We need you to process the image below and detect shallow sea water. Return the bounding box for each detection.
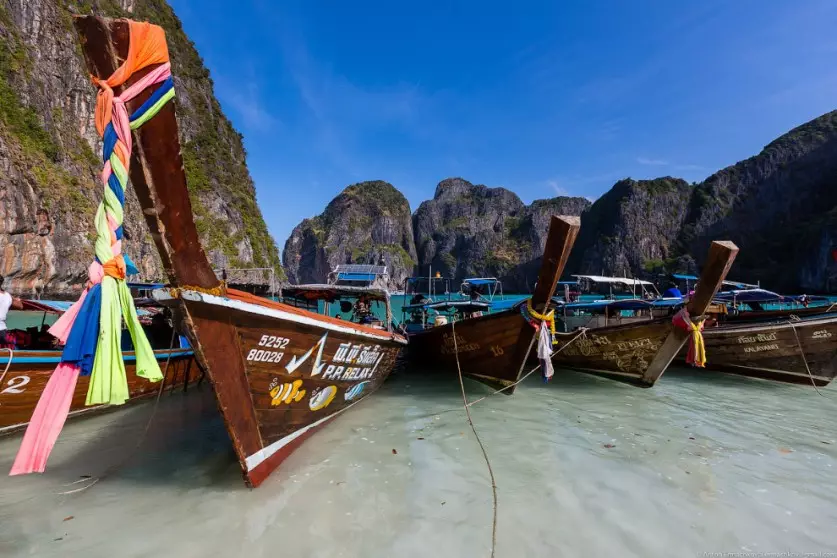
[1,364,836,558]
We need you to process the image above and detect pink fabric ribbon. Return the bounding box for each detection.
[48,288,89,344]
[10,363,81,475]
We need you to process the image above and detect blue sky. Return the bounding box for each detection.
[168,0,837,251]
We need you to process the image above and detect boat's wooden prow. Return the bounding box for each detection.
[73,15,406,489]
[73,16,220,292]
[405,215,580,393]
[506,215,580,392]
[640,240,739,385]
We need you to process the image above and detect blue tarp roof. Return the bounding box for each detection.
[337,272,376,282]
[462,278,500,286]
[21,299,153,317]
[127,282,166,289]
[714,289,783,303]
[672,274,698,280]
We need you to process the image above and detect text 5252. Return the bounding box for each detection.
[258,335,290,349]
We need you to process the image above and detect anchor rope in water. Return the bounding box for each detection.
[450,317,498,558]
[11,21,175,476]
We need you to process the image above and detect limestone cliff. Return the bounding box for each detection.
[282,181,417,290]
[567,177,693,278]
[0,0,280,296]
[677,110,837,291]
[412,178,590,291]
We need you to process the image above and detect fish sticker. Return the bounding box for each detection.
[344,381,371,401]
[309,385,337,411]
[269,379,306,406]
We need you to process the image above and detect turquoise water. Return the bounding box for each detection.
[1,366,835,557]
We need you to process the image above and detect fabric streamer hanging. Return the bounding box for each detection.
[672,307,707,368]
[10,21,173,476]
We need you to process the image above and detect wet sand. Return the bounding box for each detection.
[1,367,836,557]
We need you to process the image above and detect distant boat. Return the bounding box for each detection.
[0,299,198,434]
[403,215,581,392]
[75,15,406,488]
[546,242,739,387]
[548,288,837,386]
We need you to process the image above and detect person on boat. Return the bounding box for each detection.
[0,275,23,348]
[353,295,372,323]
[800,294,810,308]
[663,283,683,298]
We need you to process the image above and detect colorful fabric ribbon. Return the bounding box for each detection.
[11,21,173,476]
[672,307,706,367]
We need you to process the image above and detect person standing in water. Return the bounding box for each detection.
[0,275,23,348]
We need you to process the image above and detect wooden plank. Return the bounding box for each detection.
[507,215,581,390]
[640,240,739,385]
[73,17,219,289]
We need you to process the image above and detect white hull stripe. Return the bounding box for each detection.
[244,398,363,471]
[154,289,407,345]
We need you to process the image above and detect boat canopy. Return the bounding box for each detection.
[20,299,155,317]
[550,297,684,312]
[722,279,760,289]
[328,264,388,286]
[461,278,500,287]
[714,289,782,303]
[572,275,655,286]
[404,300,490,313]
[282,284,390,303]
[672,274,698,281]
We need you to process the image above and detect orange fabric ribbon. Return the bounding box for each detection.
[93,21,170,136]
[102,255,127,280]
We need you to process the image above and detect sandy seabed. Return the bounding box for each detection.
[1,366,836,557]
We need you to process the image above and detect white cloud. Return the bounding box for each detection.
[546,179,569,196]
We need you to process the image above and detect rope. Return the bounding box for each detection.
[57,328,180,495]
[0,347,14,392]
[788,321,825,397]
[450,318,497,558]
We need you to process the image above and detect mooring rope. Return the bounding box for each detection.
[58,328,180,495]
[788,319,825,397]
[0,347,14,393]
[450,318,498,558]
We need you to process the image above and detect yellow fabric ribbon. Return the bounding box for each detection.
[685,318,706,368]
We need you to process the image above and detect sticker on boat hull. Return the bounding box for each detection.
[309,385,337,411]
[269,379,306,406]
[344,380,371,401]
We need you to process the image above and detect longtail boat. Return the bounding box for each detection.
[0,299,198,433]
[550,288,837,386]
[696,315,837,386]
[549,241,739,387]
[405,215,581,392]
[74,16,406,487]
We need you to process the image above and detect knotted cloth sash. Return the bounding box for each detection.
[11,21,173,475]
[672,307,707,368]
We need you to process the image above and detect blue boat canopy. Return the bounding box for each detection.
[336,272,377,283]
[672,274,698,281]
[714,289,783,303]
[462,278,500,286]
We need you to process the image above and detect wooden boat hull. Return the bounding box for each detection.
[167,291,405,487]
[74,16,408,488]
[407,310,532,392]
[695,316,837,386]
[723,305,836,323]
[550,319,674,386]
[0,349,198,433]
